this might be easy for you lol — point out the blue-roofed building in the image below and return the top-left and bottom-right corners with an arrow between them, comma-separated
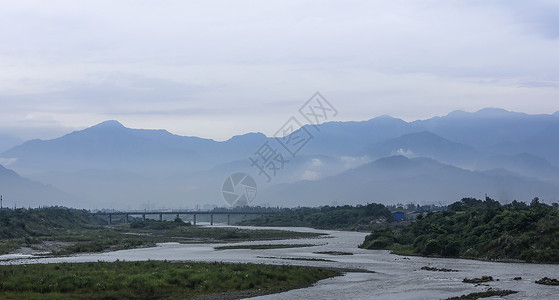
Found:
393,211 -> 405,221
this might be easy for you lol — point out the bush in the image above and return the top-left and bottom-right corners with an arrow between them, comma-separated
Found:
361,197 -> 559,263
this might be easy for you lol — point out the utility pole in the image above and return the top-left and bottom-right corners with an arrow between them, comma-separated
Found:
0,195 -> 2,212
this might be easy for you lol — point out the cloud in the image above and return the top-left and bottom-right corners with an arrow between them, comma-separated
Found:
310,158 -> 323,167
392,149 -> 415,158
341,156 -> 370,169
300,170 -> 319,181
0,158 -> 18,166
1,1 -> 559,140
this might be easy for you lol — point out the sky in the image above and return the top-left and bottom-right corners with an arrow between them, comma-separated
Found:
1,0 -> 558,141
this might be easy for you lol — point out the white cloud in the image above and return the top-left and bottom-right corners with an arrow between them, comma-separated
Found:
392,149 -> 415,158
0,158 -> 18,166
300,170 -> 319,181
310,158 -> 323,167
1,1 -> 558,140
341,156 -> 370,169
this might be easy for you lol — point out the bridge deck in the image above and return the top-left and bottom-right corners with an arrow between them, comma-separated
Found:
94,210 -> 282,225
94,211 -> 281,215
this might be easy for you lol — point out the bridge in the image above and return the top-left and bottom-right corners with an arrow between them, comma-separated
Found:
94,210 -> 282,225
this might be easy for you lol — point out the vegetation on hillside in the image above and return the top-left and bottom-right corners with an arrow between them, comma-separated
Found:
0,207 -> 106,239
0,261 -> 340,299
0,207 -> 323,255
360,197 -> 559,263
129,218 -> 191,229
236,203 -> 394,230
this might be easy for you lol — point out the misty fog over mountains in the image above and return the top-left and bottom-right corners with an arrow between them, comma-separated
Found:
1,108 -> 559,209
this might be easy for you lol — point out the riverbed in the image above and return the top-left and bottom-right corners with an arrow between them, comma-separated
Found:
1,226 -> 558,299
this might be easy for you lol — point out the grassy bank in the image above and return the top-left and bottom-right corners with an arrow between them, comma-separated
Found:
47,224 -> 324,256
236,203 -> 393,230
0,261 -> 340,299
0,208 -> 325,256
215,244 -> 315,250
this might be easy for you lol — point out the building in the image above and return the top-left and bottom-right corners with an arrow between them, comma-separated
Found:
393,211 -> 405,221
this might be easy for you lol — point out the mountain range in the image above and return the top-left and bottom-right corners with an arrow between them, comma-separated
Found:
1,108 -> 558,209
0,164 -> 75,208
260,155 -> 559,207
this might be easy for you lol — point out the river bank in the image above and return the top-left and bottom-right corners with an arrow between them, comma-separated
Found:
2,226 -> 559,299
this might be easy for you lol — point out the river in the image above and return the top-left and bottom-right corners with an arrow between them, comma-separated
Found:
1,225 -> 558,299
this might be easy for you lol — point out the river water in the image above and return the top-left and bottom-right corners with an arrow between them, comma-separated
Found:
1,226 -> 558,299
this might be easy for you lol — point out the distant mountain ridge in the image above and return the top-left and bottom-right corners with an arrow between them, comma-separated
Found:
362,131 -> 479,164
0,134 -> 22,153
1,108 -> 559,208
411,108 -> 559,157
260,155 -> 559,207
2,120 -> 267,173
0,164 -> 76,207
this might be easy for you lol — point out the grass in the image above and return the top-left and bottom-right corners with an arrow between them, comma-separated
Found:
156,225 -> 325,241
257,256 -> 334,262
462,276 -> 494,284
387,244 -> 416,256
0,261 -> 340,299
535,277 -> 559,286
420,266 -> 459,272
215,244 -> 316,250
0,238 -> 28,254
445,289 -> 518,300
0,222 -> 325,257
313,251 -> 353,256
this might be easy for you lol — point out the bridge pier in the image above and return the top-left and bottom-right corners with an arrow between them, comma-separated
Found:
227,214 -> 230,225
210,214 -> 213,225
108,214 -> 112,225
142,214 -> 146,221
159,214 -> 162,221
193,214 -> 196,225
125,214 -> 129,223
176,214 -> 179,220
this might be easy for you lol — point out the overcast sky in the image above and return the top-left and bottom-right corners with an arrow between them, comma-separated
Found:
1,0 -> 558,141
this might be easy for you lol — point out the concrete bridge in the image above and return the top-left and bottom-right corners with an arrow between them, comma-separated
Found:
94,210 -> 282,225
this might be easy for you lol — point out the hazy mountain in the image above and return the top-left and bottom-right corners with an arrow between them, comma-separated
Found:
519,122 -> 559,165
361,131 -> 559,183
1,120 -> 365,208
259,156 -> 559,207
1,120 -> 267,174
472,153 -> 559,184
303,108 -> 559,165
299,115 -> 412,156
0,134 -> 22,153
362,131 -> 479,165
2,108 -> 559,209
0,164 -> 77,208
412,108 -> 559,152
5,109 -> 559,174
27,153 -> 363,209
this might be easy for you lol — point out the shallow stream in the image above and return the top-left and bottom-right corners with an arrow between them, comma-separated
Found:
1,226 -> 558,299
